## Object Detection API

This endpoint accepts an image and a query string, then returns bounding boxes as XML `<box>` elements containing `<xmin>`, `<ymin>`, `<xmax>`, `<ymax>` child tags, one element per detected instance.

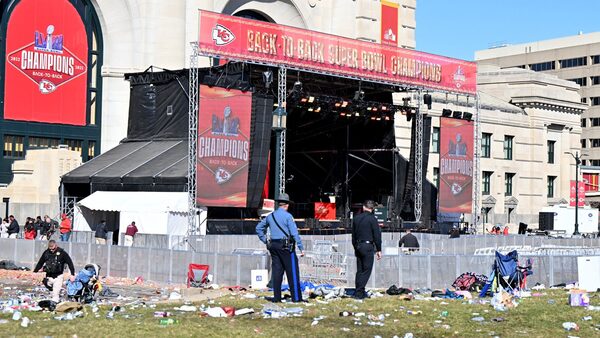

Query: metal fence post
<box><xmin>13</xmin><ymin>240</ymin><xmax>18</xmax><ymax>265</ymax></box>
<box><xmin>87</xmin><ymin>242</ymin><xmax>92</xmax><ymax>264</ymax></box>
<box><xmin>147</xmin><ymin>247</ymin><xmax>152</xmax><ymax>281</ymax></box>
<box><xmin>549</xmin><ymin>256</ymin><xmax>555</xmax><ymax>287</ymax></box>
<box><xmin>398</xmin><ymin>253</ymin><xmax>403</xmax><ymax>286</ymax></box>
<box><xmin>169</xmin><ymin>249</ymin><xmax>173</xmax><ymax>284</ymax></box>
<box><xmin>106</xmin><ymin>244</ymin><xmax>111</xmax><ymax>277</ymax></box>
<box><xmin>213</xmin><ymin>252</ymin><xmax>218</xmax><ymax>284</ymax></box>
<box><xmin>236</xmin><ymin>255</ymin><xmax>241</xmax><ymax>286</ymax></box>
<box><xmin>427</xmin><ymin>255</ymin><xmax>432</xmax><ymax>289</ymax></box>
<box><xmin>455</xmin><ymin>255</ymin><xmax>461</xmax><ymax>279</ymax></box>
<box><xmin>126</xmin><ymin>246</ymin><xmax>131</xmax><ymax>279</ymax></box>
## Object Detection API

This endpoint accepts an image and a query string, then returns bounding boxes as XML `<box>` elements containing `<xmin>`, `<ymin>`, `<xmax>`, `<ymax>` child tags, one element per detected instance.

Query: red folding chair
<box><xmin>187</xmin><ymin>264</ymin><xmax>210</xmax><ymax>288</ymax></box>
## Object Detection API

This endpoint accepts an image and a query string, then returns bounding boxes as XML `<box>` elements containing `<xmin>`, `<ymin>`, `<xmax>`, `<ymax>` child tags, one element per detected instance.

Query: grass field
<box><xmin>0</xmin><ymin>289</ymin><xmax>598</xmax><ymax>338</ymax></box>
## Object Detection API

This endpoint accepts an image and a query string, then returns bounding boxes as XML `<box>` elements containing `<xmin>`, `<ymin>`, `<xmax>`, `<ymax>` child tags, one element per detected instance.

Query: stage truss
<box><xmin>185</xmin><ymin>45</ymin><xmax>482</xmax><ymax>233</ymax></box>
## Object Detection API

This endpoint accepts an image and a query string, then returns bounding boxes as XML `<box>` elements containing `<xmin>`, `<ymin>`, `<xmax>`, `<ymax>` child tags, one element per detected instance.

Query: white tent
<box><xmin>73</xmin><ymin>191</ymin><xmax>206</xmax><ymax>239</ymax></box>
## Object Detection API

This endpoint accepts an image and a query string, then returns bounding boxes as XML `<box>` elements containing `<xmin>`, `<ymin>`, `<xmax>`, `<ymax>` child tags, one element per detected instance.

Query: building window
<box><xmin>593</xmin><ymin>118</ymin><xmax>600</xmax><ymax>127</ymax></box>
<box><xmin>582</xmin><ymin>160</ymin><xmax>587</xmax><ymax>166</ymax></box>
<box><xmin>503</xmin><ymin>135</ymin><xmax>513</xmax><ymax>160</ymax></box>
<box><xmin>483</xmin><ymin>171</ymin><xmax>492</xmax><ymax>195</ymax></box>
<box><xmin>582</xmin><ymin>118</ymin><xmax>587</xmax><ymax>127</ymax></box>
<box><xmin>591</xmin><ymin>97</ymin><xmax>600</xmax><ymax>106</ymax></box>
<box><xmin>582</xmin><ymin>139</ymin><xmax>587</xmax><ymax>148</ymax></box>
<box><xmin>505</xmin><ymin>173</ymin><xmax>515</xmax><ymax>196</ymax></box>
<box><xmin>482</xmin><ymin>133</ymin><xmax>492</xmax><ymax>158</ymax></box>
<box><xmin>529</xmin><ymin>61</ymin><xmax>555</xmax><ymax>71</ymax></box>
<box><xmin>594</xmin><ymin>55</ymin><xmax>600</xmax><ymax>64</ymax></box>
<box><xmin>547</xmin><ymin>141</ymin><xmax>555</xmax><ymax>163</ymax></box>
<box><xmin>582</xmin><ymin>98</ymin><xmax>588</xmax><ymax>104</ymax></box>
<box><xmin>560</xmin><ymin>57</ymin><xmax>587</xmax><ymax>69</ymax></box>
<box><xmin>3</xmin><ymin>135</ymin><xmax>24</xmax><ymax>158</ymax></box>
<box><xmin>592</xmin><ymin>139</ymin><xmax>600</xmax><ymax>148</ymax></box>
<box><xmin>431</xmin><ymin>127</ymin><xmax>440</xmax><ymax>153</ymax></box>
<box><xmin>88</xmin><ymin>141</ymin><xmax>96</xmax><ymax>160</ymax></box>
<box><xmin>547</xmin><ymin>176</ymin><xmax>556</xmax><ymax>198</ymax></box>
<box><xmin>433</xmin><ymin>167</ymin><xmax>439</xmax><ymax>189</ymax></box>
<box><xmin>569</xmin><ymin>77</ymin><xmax>588</xmax><ymax>86</ymax></box>
<box><xmin>64</xmin><ymin>139</ymin><xmax>83</xmax><ymax>157</ymax></box>
<box><xmin>592</xmin><ymin>160</ymin><xmax>600</xmax><ymax>166</ymax></box>
<box><xmin>28</xmin><ymin>137</ymin><xmax>60</xmax><ymax>149</ymax></box>
<box><xmin>592</xmin><ymin>76</ymin><xmax>600</xmax><ymax>86</ymax></box>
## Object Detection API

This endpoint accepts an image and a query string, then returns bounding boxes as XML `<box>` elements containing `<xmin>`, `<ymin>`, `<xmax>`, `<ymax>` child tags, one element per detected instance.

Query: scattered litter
<box><xmin>311</xmin><ymin>320</ymin><xmax>319</xmax><ymax>326</ymax></box>
<box><xmin>174</xmin><ymin>305</ymin><xmax>197</xmax><ymax>312</ymax></box>
<box><xmin>562</xmin><ymin>322</ymin><xmax>579</xmax><ymax>331</ymax></box>
<box><xmin>154</xmin><ymin>311</ymin><xmax>172</xmax><ymax>318</ymax></box>
<box><xmin>404</xmin><ymin>333</ymin><xmax>414</xmax><ymax>338</ymax></box>
<box><xmin>367</xmin><ymin>321</ymin><xmax>384</xmax><ymax>326</ymax></box>
<box><xmin>547</xmin><ymin>299</ymin><xmax>555</xmax><ymax>305</ymax></box>
<box><xmin>202</xmin><ymin>307</ymin><xmax>227</xmax><ymax>318</ymax></box>
<box><xmin>242</xmin><ymin>293</ymin><xmax>257</xmax><ymax>299</ymax></box>
<box><xmin>491</xmin><ymin>317</ymin><xmax>505</xmax><ymax>322</ymax></box>
<box><xmin>569</xmin><ymin>289</ymin><xmax>589</xmax><ymax>307</ymax></box>
<box><xmin>158</xmin><ymin>318</ymin><xmax>179</xmax><ymax>326</ymax></box>
<box><xmin>472</xmin><ymin>317</ymin><xmax>485</xmax><ymax>322</ymax></box>
<box><xmin>234</xmin><ymin>308</ymin><xmax>254</xmax><ymax>316</ymax></box>
<box><xmin>12</xmin><ymin>310</ymin><xmax>22</xmax><ymax>321</ymax></box>
<box><xmin>491</xmin><ymin>291</ymin><xmax>518</xmax><ymax>311</ymax></box>
<box><xmin>168</xmin><ymin>291</ymin><xmax>182</xmax><ymax>300</ymax></box>
<box><xmin>582</xmin><ymin>316</ymin><xmax>592</xmax><ymax>321</ymax></box>
<box><xmin>341</xmin><ymin>328</ymin><xmax>350</xmax><ymax>332</ymax></box>
<box><xmin>532</xmin><ymin>284</ymin><xmax>546</xmax><ymax>290</ymax></box>
<box><xmin>20</xmin><ymin>317</ymin><xmax>30</xmax><ymax>328</ymax></box>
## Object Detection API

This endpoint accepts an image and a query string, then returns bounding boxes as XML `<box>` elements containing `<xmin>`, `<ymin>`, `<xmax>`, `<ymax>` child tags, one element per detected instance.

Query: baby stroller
<box><xmin>66</xmin><ymin>264</ymin><xmax>102</xmax><ymax>303</ymax></box>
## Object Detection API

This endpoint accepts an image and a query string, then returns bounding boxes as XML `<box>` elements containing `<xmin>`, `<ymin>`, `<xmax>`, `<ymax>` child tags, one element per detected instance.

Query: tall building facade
<box><xmin>395</xmin><ymin>65</ymin><xmax>583</xmax><ymax>228</ymax></box>
<box><xmin>475</xmin><ymin>33</ymin><xmax>600</xmax><ymax>166</ymax></box>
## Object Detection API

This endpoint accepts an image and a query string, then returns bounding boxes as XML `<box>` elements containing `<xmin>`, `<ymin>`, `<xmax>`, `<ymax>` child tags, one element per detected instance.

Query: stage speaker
<box><xmin>442</xmin><ymin>108</ymin><xmax>452</xmax><ymax>117</ymax></box>
<box><xmin>452</xmin><ymin>111</ymin><xmax>462</xmax><ymax>119</ymax></box>
<box><xmin>539</xmin><ymin>212</ymin><xmax>554</xmax><ymax>231</ymax></box>
<box><xmin>462</xmin><ymin>112</ymin><xmax>473</xmax><ymax>121</ymax></box>
<box><xmin>423</xmin><ymin>94</ymin><xmax>432</xmax><ymax>109</ymax></box>
<box><xmin>246</xmin><ymin>95</ymin><xmax>274</xmax><ymax>208</ymax></box>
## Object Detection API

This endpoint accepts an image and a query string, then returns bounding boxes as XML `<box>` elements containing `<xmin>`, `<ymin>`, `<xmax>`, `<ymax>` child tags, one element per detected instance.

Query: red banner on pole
<box><xmin>198</xmin><ymin>10</ymin><xmax>476</xmax><ymax>95</ymax></box>
<box><xmin>196</xmin><ymin>86</ymin><xmax>252</xmax><ymax>207</ymax></box>
<box><xmin>381</xmin><ymin>1</ymin><xmax>399</xmax><ymax>47</ymax></box>
<box><xmin>4</xmin><ymin>0</ymin><xmax>88</xmax><ymax>125</ymax></box>
<box><xmin>570</xmin><ymin>180</ymin><xmax>585</xmax><ymax>206</ymax></box>
<box><xmin>439</xmin><ymin>118</ymin><xmax>474</xmax><ymax>213</ymax></box>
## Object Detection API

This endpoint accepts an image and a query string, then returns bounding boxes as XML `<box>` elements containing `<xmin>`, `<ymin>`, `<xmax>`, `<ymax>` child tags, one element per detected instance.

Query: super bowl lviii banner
<box><xmin>381</xmin><ymin>1</ymin><xmax>399</xmax><ymax>47</ymax></box>
<box><xmin>197</xmin><ymin>86</ymin><xmax>252</xmax><ymax>207</ymax></box>
<box><xmin>439</xmin><ymin>118</ymin><xmax>474</xmax><ymax>213</ymax></box>
<box><xmin>4</xmin><ymin>0</ymin><xmax>88</xmax><ymax>125</ymax></box>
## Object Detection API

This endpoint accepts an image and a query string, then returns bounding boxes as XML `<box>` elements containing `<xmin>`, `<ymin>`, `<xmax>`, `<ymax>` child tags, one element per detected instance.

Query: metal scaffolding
<box><xmin>414</xmin><ymin>90</ymin><xmax>423</xmax><ymax>223</ymax></box>
<box><xmin>187</xmin><ymin>43</ymin><xmax>199</xmax><ymax>235</ymax></box>
<box><xmin>472</xmin><ymin>93</ymin><xmax>482</xmax><ymax>233</ymax></box>
<box><xmin>273</xmin><ymin>67</ymin><xmax>287</xmax><ymax>198</ymax></box>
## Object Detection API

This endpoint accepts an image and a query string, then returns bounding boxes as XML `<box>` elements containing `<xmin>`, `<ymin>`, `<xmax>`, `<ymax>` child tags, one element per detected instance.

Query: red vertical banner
<box><xmin>583</xmin><ymin>173</ymin><xmax>598</xmax><ymax>192</ymax></box>
<box><xmin>381</xmin><ymin>1</ymin><xmax>399</xmax><ymax>46</ymax></box>
<box><xmin>196</xmin><ymin>86</ymin><xmax>252</xmax><ymax>207</ymax></box>
<box><xmin>439</xmin><ymin>118</ymin><xmax>474</xmax><ymax>213</ymax></box>
<box><xmin>4</xmin><ymin>0</ymin><xmax>88</xmax><ymax>125</ymax></box>
<box><xmin>570</xmin><ymin>180</ymin><xmax>585</xmax><ymax>206</ymax></box>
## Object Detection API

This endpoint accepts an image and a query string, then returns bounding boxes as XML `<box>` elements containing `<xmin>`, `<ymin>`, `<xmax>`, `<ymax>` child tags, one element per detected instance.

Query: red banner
<box><xmin>439</xmin><ymin>118</ymin><xmax>474</xmax><ymax>213</ymax></box>
<box><xmin>570</xmin><ymin>180</ymin><xmax>585</xmax><ymax>206</ymax></box>
<box><xmin>583</xmin><ymin>173</ymin><xmax>598</xmax><ymax>192</ymax></box>
<box><xmin>314</xmin><ymin>202</ymin><xmax>336</xmax><ymax>220</ymax></box>
<box><xmin>381</xmin><ymin>1</ymin><xmax>399</xmax><ymax>47</ymax></box>
<box><xmin>198</xmin><ymin>10</ymin><xmax>476</xmax><ymax>95</ymax></box>
<box><xmin>4</xmin><ymin>0</ymin><xmax>88</xmax><ymax>125</ymax></box>
<box><xmin>196</xmin><ymin>86</ymin><xmax>252</xmax><ymax>207</ymax></box>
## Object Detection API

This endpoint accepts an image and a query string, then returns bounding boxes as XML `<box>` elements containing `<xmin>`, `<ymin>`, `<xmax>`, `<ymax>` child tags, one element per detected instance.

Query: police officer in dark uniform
<box><xmin>352</xmin><ymin>200</ymin><xmax>382</xmax><ymax>299</ymax></box>
<box><xmin>256</xmin><ymin>193</ymin><xmax>305</xmax><ymax>302</ymax></box>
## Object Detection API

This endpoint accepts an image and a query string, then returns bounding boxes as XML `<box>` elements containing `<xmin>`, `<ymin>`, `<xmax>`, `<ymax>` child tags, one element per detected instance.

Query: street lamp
<box><xmin>565</xmin><ymin>151</ymin><xmax>582</xmax><ymax>235</ymax></box>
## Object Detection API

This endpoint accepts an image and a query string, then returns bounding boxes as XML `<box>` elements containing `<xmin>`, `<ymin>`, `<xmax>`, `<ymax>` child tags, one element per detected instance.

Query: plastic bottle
<box><xmin>159</xmin><ymin>318</ymin><xmax>179</xmax><ymax>325</ymax></box>
<box><xmin>12</xmin><ymin>311</ymin><xmax>22</xmax><ymax>321</ymax></box>
<box><xmin>20</xmin><ymin>317</ymin><xmax>29</xmax><ymax>328</ymax></box>
<box><xmin>440</xmin><ymin>311</ymin><xmax>449</xmax><ymax>317</ymax></box>
<box><xmin>339</xmin><ymin>311</ymin><xmax>354</xmax><ymax>317</ymax></box>
<box><xmin>154</xmin><ymin>311</ymin><xmax>171</xmax><ymax>317</ymax></box>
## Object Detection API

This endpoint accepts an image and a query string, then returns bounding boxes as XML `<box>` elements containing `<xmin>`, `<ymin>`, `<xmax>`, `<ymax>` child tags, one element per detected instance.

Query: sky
<box><xmin>416</xmin><ymin>0</ymin><xmax>600</xmax><ymax>61</ymax></box>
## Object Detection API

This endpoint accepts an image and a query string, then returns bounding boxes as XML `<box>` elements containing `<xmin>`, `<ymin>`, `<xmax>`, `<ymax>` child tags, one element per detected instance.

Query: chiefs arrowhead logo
<box><xmin>212</xmin><ymin>24</ymin><xmax>235</xmax><ymax>46</ymax></box>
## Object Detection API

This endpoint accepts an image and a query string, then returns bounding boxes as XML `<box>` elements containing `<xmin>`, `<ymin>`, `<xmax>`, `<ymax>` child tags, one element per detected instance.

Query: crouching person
<box><xmin>33</xmin><ymin>240</ymin><xmax>75</xmax><ymax>302</ymax></box>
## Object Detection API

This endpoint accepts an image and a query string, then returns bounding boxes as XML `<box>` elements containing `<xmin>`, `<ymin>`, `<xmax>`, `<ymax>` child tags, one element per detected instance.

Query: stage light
<box><xmin>367</xmin><ymin>107</ymin><xmax>372</xmax><ymax>111</ymax></box>
<box><xmin>300</xmin><ymin>97</ymin><xmax>308</xmax><ymax>103</ymax></box>
<box><xmin>340</xmin><ymin>112</ymin><xmax>346</xmax><ymax>116</ymax></box>
<box><xmin>262</xmin><ymin>70</ymin><xmax>273</xmax><ymax>88</ymax></box>
<box><xmin>354</xmin><ymin>90</ymin><xmax>365</xmax><ymax>100</ymax></box>
<box><xmin>334</xmin><ymin>102</ymin><xmax>341</xmax><ymax>108</ymax></box>
<box><xmin>308</xmin><ymin>107</ymin><xmax>314</xmax><ymax>112</ymax></box>
<box><xmin>372</xmin><ymin>107</ymin><xmax>378</xmax><ymax>112</ymax></box>
<box><xmin>442</xmin><ymin>108</ymin><xmax>452</xmax><ymax>117</ymax></box>
<box><xmin>423</xmin><ymin>93</ymin><xmax>432</xmax><ymax>109</ymax></box>
<box><xmin>381</xmin><ymin>105</ymin><xmax>388</xmax><ymax>111</ymax></box>
<box><xmin>308</xmin><ymin>96</ymin><xmax>315</xmax><ymax>103</ymax></box>
<box><xmin>462</xmin><ymin>112</ymin><xmax>473</xmax><ymax>121</ymax></box>
<box><xmin>370</xmin><ymin>116</ymin><xmax>377</xmax><ymax>120</ymax></box>
<box><xmin>315</xmin><ymin>107</ymin><xmax>321</xmax><ymax>113</ymax></box>
<box><xmin>354</xmin><ymin>112</ymin><xmax>360</xmax><ymax>117</ymax></box>
<box><xmin>384</xmin><ymin>115</ymin><xmax>391</xmax><ymax>121</ymax></box>
<box><xmin>452</xmin><ymin>111</ymin><xmax>462</xmax><ymax>119</ymax></box>
<box><xmin>341</xmin><ymin>101</ymin><xmax>348</xmax><ymax>108</ymax></box>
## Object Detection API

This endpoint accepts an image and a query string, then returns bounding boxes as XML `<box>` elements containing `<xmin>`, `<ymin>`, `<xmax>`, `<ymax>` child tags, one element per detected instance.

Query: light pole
<box><xmin>566</xmin><ymin>151</ymin><xmax>582</xmax><ymax>235</ymax></box>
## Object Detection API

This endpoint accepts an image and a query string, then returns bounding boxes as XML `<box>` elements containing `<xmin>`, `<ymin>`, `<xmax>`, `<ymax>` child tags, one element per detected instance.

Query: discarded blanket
<box><xmin>452</xmin><ymin>272</ymin><xmax>488</xmax><ymax>291</ymax></box>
